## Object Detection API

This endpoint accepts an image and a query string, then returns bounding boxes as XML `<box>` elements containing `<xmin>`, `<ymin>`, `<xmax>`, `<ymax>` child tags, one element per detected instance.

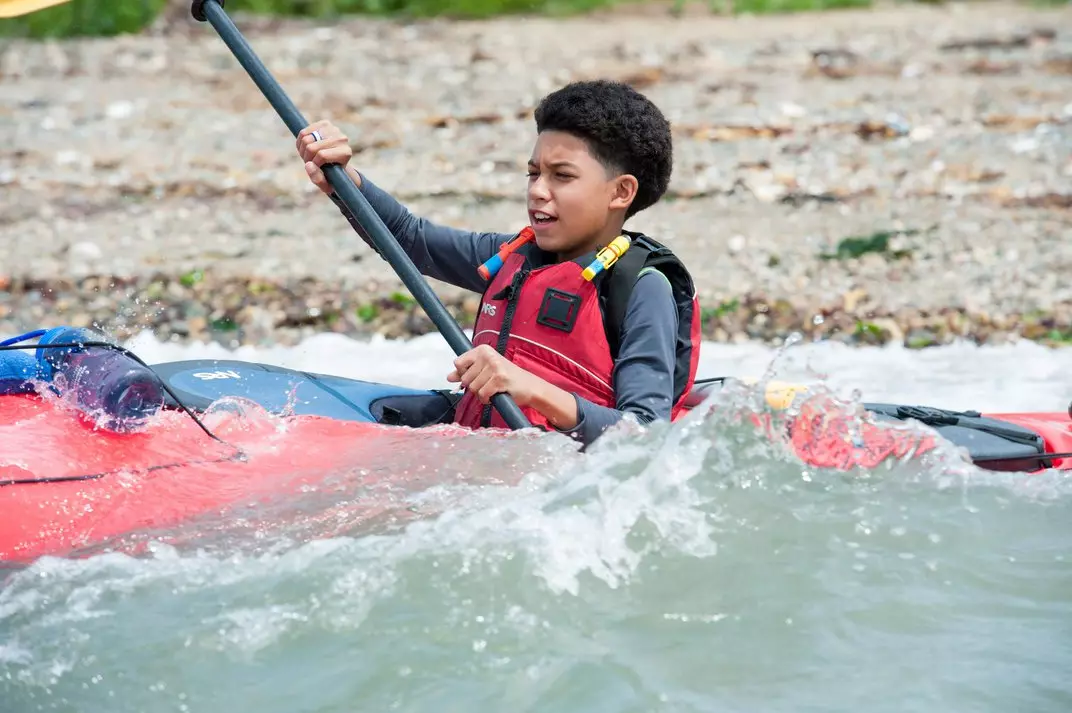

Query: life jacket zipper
<box><xmin>480</xmin><ymin>267</ymin><xmax>530</xmax><ymax>427</ymax></box>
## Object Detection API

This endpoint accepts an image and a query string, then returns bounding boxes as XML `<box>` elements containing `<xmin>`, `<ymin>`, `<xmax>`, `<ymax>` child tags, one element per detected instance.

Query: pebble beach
<box><xmin>1</xmin><ymin>0</ymin><xmax>1070</xmax><ymax>348</ymax></box>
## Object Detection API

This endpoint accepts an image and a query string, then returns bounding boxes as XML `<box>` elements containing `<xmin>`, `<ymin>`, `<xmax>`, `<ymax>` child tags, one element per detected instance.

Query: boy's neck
<box><xmin>555</xmin><ymin>224</ymin><xmax>627</xmax><ymax>263</ymax></box>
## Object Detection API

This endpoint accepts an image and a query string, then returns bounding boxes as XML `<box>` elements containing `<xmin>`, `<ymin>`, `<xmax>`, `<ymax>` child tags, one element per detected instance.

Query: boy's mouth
<box><xmin>530</xmin><ymin>210</ymin><xmax>558</xmax><ymax>228</ymax></box>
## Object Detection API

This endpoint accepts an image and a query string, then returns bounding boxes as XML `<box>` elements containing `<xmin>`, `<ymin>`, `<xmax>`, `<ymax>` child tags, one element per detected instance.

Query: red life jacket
<box><xmin>453</xmin><ymin>230</ymin><xmax>702</xmax><ymax>432</ymax></box>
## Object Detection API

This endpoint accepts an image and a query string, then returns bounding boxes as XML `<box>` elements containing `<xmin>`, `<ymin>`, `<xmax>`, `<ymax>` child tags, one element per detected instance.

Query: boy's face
<box><xmin>526</xmin><ymin>130</ymin><xmax>637</xmax><ymax>260</ymax></box>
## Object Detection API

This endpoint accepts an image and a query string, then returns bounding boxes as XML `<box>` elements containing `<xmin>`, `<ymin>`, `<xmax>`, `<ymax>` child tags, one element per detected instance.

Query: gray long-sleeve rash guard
<box><xmin>329</xmin><ymin>174</ymin><xmax>681</xmax><ymax>446</ymax></box>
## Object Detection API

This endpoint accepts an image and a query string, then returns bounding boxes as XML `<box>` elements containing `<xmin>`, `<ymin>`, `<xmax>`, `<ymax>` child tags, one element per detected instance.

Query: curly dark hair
<box><xmin>533</xmin><ymin>79</ymin><xmax>673</xmax><ymax>220</ymax></box>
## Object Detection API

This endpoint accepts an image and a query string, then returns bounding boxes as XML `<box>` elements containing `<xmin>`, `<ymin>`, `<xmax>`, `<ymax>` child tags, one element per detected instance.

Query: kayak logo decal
<box><xmin>191</xmin><ymin>370</ymin><xmax>242</xmax><ymax>380</ymax></box>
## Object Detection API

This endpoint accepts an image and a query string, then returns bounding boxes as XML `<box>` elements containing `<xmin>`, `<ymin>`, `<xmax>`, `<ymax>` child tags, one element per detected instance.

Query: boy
<box><xmin>296</xmin><ymin>80</ymin><xmax>701</xmax><ymax>447</ymax></box>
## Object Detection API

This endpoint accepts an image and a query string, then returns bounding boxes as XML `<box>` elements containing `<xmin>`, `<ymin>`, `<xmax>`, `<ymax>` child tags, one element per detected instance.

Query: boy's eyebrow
<box><xmin>527</xmin><ymin>159</ymin><xmax>578</xmax><ymax>169</ymax></box>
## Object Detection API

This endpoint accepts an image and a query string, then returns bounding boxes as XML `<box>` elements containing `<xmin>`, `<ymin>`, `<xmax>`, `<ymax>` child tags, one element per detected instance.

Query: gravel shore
<box><xmin>1</xmin><ymin>1</ymin><xmax>1070</xmax><ymax>348</ymax></box>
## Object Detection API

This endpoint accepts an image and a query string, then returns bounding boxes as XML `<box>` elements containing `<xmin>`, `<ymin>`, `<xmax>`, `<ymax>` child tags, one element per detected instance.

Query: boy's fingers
<box><xmin>468</xmin><ymin>370</ymin><xmax>494</xmax><ymax>403</ymax></box>
<box><xmin>298</xmin><ymin>135</ymin><xmax>318</xmax><ymax>162</ymax></box>
<box><xmin>297</xmin><ymin>121</ymin><xmax>338</xmax><ymax>156</ymax></box>
<box><xmin>311</xmin><ymin>147</ymin><xmax>350</xmax><ymax>167</ymax></box>
<box><xmin>453</xmin><ymin>351</ymin><xmax>476</xmax><ymax>372</ymax></box>
<box><xmin>305</xmin><ymin>162</ymin><xmax>332</xmax><ymax>194</ymax></box>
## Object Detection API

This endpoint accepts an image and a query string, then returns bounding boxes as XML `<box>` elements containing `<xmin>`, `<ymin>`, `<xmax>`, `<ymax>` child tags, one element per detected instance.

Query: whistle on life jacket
<box><xmin>582</xmin><ymin>235</ymin><xmax>631</xmax><ymax>281</ymax></box>
<box><xmin>478</xmin><ymin>227</ymin><xmax>536</xmax><ymax>281</ymax></box>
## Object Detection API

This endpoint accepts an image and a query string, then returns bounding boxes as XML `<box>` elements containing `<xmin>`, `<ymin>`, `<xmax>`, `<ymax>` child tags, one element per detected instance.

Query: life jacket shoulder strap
<box><xmin>599</xmin><ymin>233</ymin><xmax>696</xmax><ymax>360</ymax></box>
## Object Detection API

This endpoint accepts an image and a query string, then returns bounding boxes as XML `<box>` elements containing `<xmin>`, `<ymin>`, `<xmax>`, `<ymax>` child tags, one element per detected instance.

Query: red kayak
<box><xmin>0</xmin><ymin>388</ymin><xmax>527</xmax><ymax>565</ymax></box>
<box><xmin>1</xmin><ymin>351</ymin><xmax>1069</xmax><ymax>565</ymax></box>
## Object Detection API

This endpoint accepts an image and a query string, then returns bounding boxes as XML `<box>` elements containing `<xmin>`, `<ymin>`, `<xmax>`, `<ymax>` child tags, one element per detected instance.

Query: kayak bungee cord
<box><xmin>0</xmin><ymin>454</ymin><xmax>244</xmax><ymax>487</ymax></box>
<box><xmin>971</xmin><ymin>451</ymin><xmax>1072</xmax><ymax>467</ymax></box>
<box><xmin>0</xmin><ymin>338</ymin><xmax>248</xmax><ymax>486</ymax></box>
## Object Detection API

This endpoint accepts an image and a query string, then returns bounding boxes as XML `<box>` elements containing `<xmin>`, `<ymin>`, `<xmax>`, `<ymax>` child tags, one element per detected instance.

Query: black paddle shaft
<box><xmin>189</xmin><ymin>0</ymin><xmax>532</xmax><ymax>431</ymax></box>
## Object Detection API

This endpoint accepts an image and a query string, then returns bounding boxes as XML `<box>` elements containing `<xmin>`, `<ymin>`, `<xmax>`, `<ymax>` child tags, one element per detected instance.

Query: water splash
<box><xmin>3</xmin><ymin>333</ymin><xmax>1071</xmax><ymax>712</ymax></box>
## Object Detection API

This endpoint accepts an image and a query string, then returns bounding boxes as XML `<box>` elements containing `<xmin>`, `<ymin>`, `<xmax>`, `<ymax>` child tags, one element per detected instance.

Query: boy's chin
<box><xmin>534</xmin><ymin>232</ymin><xmax>593</xmax><ymax>260</ymax></box>
<box><xmin>533</xmin><ymin>233</ymin><xmax>567</xmax><ymax>252</ymax></box>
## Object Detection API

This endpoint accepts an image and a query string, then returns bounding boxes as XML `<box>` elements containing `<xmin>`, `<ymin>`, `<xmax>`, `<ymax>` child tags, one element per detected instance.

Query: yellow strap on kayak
<box><xmin>738</xmin><ymin>377</ymin><xmax>810</xmax><ymax>410</ymax></box>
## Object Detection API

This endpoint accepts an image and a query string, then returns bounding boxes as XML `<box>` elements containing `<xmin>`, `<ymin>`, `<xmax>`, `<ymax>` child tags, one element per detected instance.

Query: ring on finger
<box><xmin>310</xmin><ymin>130</ymin><xmax>323</xmax><ymax>143</ymax></box>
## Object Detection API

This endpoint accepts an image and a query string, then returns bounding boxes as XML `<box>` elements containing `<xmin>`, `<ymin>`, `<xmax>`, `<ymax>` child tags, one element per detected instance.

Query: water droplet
<box><xmin>472</xmin><ymin>639</ymin><xmax>487</xmax><ymax>652</ymax></box>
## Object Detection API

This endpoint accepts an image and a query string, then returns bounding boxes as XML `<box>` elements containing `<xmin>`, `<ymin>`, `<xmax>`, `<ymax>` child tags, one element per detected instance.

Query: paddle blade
<box><xmin>0</xmin><ymin>0</ymin><xmax>70</xmax><ymax>18</ymax></box>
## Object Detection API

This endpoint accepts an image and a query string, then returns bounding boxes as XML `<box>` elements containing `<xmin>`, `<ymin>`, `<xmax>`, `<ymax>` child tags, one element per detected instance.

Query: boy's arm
<box><xmin>328</xmin><ymin>169</ymin><xmax>513</xmax><ymax>293</ymax></box>
<box><xmin>553</xmin><ymin>270</ymin><xmax>681</xmax><ymax>446</ymax></box>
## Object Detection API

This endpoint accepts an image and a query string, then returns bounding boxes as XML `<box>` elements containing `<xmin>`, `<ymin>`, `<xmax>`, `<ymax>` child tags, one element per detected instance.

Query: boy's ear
<box><xmin>609</xmin><ymin>174</ymin><xmax>639</xmax><ymax>211</ymax></box>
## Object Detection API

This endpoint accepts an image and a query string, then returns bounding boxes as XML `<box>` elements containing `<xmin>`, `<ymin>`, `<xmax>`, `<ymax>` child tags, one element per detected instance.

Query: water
<box><xmin>2</xmin><ymin>333</ymin><xmax>1071</xmax><ymax>713</ymax></box>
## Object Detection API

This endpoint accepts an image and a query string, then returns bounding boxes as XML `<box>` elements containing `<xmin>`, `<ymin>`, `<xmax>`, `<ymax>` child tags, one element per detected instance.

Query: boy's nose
<box><xmin>528</xmin><ymin>176</ymin><xmax>551</xmax><ymax>200</ymax></box>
